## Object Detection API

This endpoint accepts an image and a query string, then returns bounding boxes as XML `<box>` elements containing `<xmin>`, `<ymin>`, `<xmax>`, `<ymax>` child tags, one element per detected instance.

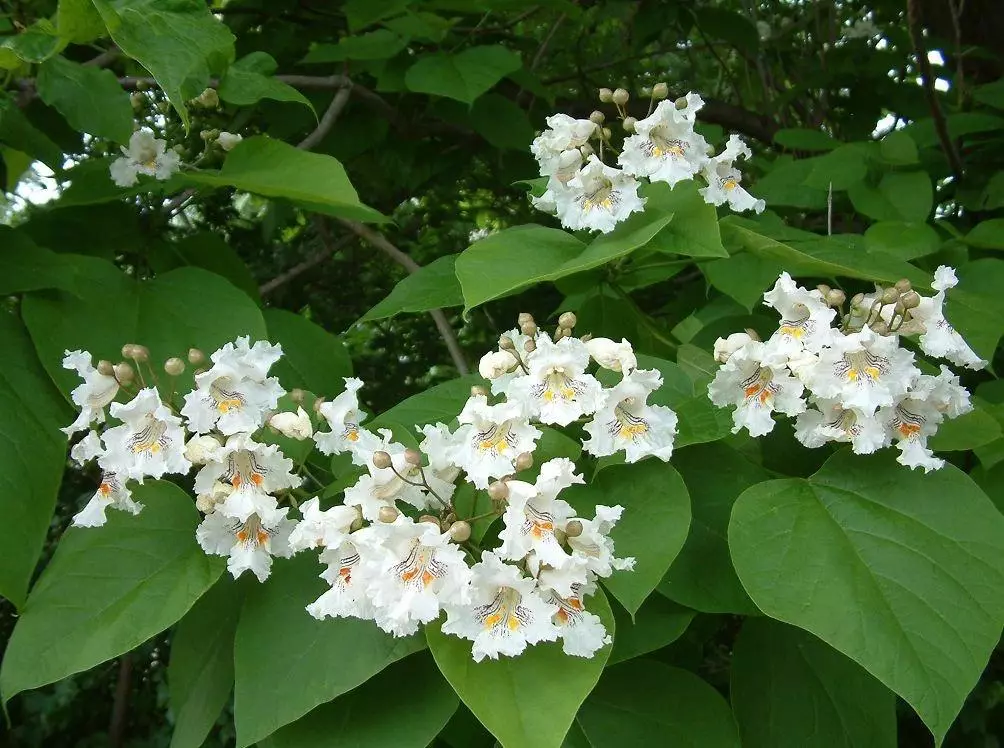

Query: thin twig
<box><xmin>297</xmin><ymin>84</ymin><xmax>352</xmax><ymax>151</ymax></box>
<box><xmin>83</xmin><ymin>48</ymin><xmax>119</xmax><ymax>67</ymax></box>
<box><xmin>907</xmin><ymin>0</ymin><xmax>964</xmax><ymax>181</ymax></box>
<box><xmin>260</xmin><ymin>221</ymin><xmax>354</xmax><ymax>295</ymax></box>
<box><xmin>333</xmin><ymin>218</ymin><xmax>470</xmax><ymax>375</ymax></box>
<box><xmin>531</xmin><ymin>14</ymin><xmax>565</xmax><ymax>71</ymax></box>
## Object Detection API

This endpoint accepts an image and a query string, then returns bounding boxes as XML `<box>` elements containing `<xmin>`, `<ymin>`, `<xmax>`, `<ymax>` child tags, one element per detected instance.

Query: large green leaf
<box><xmin>427</xmin><ymin>588</ymin><xmax>614</xmax><ymax>748</ymax></box>
<box><xmin>372</xmin><ymin>374</ymin><xmax>481</xmax><ymax>429</ymax></box>
<box><xmin>21</xmin><ymin>257</ymin><xmax>267</xmax><ymax>401</ymax></box>
<box><xmin>56</xmin><ymin>0</ymin><xmax>106</xmax><ymax>43</ymax></box>
<box><xmin>702</xmin><ymin>252</ymin><xmax>784</xmax><ymax>311</ymax></box>
<box><xmin>233</xmin><ymin>555</ymin><xmax>424</xmax><ymax>746</ymax></box>
<box><xmin>643</xmin><ymin>182</ymin><xmax>727</xmax><ymax>258</ymax></box>
<box><xmin>0</xmin><ymin>227</ymin><xmax>84</xmax><ymax>295</ymax></box>
<box><xmin>264</xmin><ymin>309</ymin><xmax>353</xmax><ymax>397</ymax></box>
<box><xmin>0</xmin><ymin>21</ymin><xmax>64</xmax><ymax>68</ymax></box>
<box><xmin>185</xmin><ymin>136</ymin><xmax>383</xmax><ymax>222</ymax></box>
<box><xmin>564</xmin><ymin>460</ymin><xmax>690</xmax><ymax>616</ymax></box>
<box><xmin>302</xmin><ymin>30</ymin><xmax>408</xmax><ymax>63</ymax></box>
<box><xmin>259</xmin><ymin>652</ymin><xmax>458</xmax><ymax>748</ymax></box>
<box><xmin>218</xmin><ymin>52</ymin><xmax>315</xmax><ymax>116</ymax></box>
<box><xmin>944</xmin><ymin>258</ymin><xmax>1004</xmax><ymax>362</ymax></box>
<box><xmin>659</xmin><ymin>443</ymin><xmax>763</xmax><ymax>614</ymax></box>
<box><xmin>864</xmin><ymin>221</ymin><xmax>940</xmax><ymax>260</ymax></box>
<box><xmin>0</xmin><ymin>315</ymin><xmax>71</xmax><ymax>609</ymax></box>
<box><xmin>773</xmin><ymin>128</ymin><xmax>839</xmax><ymax>152</ymax></box>
<box><xmin>731</xmin><ymin>618</ymin><xmax>896</xmax><ymax>748</ymax></box>
<box><xmin>928</xmin><ymin>405</ymin><xmax>1001</xmax><ymax>452</ymax></box>
<box><xmin>0</xmin><ymin>95</ymin><xmax>63</xmax><ymax>170</ymax></box>
<box><xmin>608</xmin><ymin>594</ymin><xmax>695</xmax><ymax>665</ymax></box>
<box><xmin>801</xmin><ymin>145</ymin><xmax>869</xmax><ymax>190</ymax></box>
<box><xmin>576</xmin><ymin>659</ymin><xmax>740</xmax><ymax>747</ymax></box>
<box><xmin>849</xmin><ymin>172</ymin><xmax>933</xmax><ymax>223</ymax></box>
<box><xmin>91</xmin><ymin>0</ymin><xmax>235</xmax><ymax>129</ymax></box>
<box><xmin>405</xmin><ymin>45</ymin><xmax>521</xmax><ymax>105</ymax></box>
<box><xmin>169</xmin><ymin>578</ymin><xmax>244</xmax><ymax>748</ymax></box>
<box><xmin>36</xmin><ymin>55</ymin><xmax>133</xmax><ymax>144</ymax></box>
<box><xmin>360</xmin><ymin>255</ymin><xmax>463</xmax><ymax>322</ymax></box>
<box><xmin>728</xmin><ymin>450</ymin><xmax>1004</xmax><ymax>744</ymax></box>
<box><xmin>1</xmin><ymin>482</ymin><xmax>224</xmax><ymax>702</ymax></box>
<box><xmin>965</xmin><ymin>219</ymin><xmax>1004</xmax><ymax>251</ymax></box>
<box><xmin>147</xmin><ymin>232</ymin><xmax>260</xmax><ymax>301</ymax></box>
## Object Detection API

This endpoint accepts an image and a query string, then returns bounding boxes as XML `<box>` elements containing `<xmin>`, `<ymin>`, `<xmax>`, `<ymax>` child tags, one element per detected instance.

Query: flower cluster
<box><xmin>708</xmin><ymin>268</ymin><xmax>982</xmax><ymax>472</ymax></box>
<box><xmin>109</xmin><ymin>128</ymin><xmax>242</xmax><ymax>188</ymax></box>
<box><xmin>530</xmin><ymin>85</ymin><xmax>764</xmax><ymax>234</ymax></box>
<box><xmin>62</xmin><ymin>313</ymin><xmax>675</xmax><ymax>662</ymax></box>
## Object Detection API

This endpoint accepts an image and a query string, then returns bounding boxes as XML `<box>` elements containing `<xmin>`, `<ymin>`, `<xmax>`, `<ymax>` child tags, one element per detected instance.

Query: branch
<box><xmin>908</xmin><ymin>0</ymin><xmax>964</xmax><ymax>180</ymax></box>
<box><xmin>108</xmin><ymin>653</ymin><xmax>133</xmax><ymax>748</ymax></box>
<box><xmin>530</xmin><ymin>14</ymin><xmax>565</xmax><ymax>71</ymax></box>
<box><xmin>259</xmin><ymin>224</ymin><xmax>354</xmax><ymax>295</ymax></box>
<box><xmin>297</xmin><ymin>85</ymin><xmax>352</xmax><ymax>150</ymax></box>
<box><xmin>333</xmin><ymin>218</ymin><xmax>470</xmax><ymax>375</ymax></box>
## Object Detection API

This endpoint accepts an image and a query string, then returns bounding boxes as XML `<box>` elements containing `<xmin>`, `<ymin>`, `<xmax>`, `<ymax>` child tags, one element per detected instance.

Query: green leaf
<box><xmin>185</xmin><ymin>136</ymin><xmax>383</xmax><ymax>223</ymax></box>
<box><xmin>169</xmin><ymin>578</ymin><xmax>243</xmax><ymax>748</ymax></box>
<box><xmin>731</xmin><ymin>618</ymin><xmax>897</xmax><ymax>748</ymax></box>
<box><xmin>849</xmin><ymin>172</ymin><xmax>933</xmax><ymax>223</ymax></box>
<box><xmin>382</xmin><ymin>10</ymin><xmax>452</xmax><ymax>41</ymax></box>
<box><xmin>0</xmin><ymin>226</ymin><xmax>84</xmax><ymax>295</ymax></box>
<box><xmin>218</xmin><ymin>52</ymin><xmax>316</xmax><ymax>116</ymax></box>
<box><xmin>802</xmin><ymin>145</ymin><xmax>869</xmax><ymax>191</ymax></box>
<box><xmin>56</xmin><ymin>0</ymin><xmax>106</xmax><ymax>44</ymax></box>
<box><xmin>928</xmin><ymin>406</ymin><xmax>1002</xmax><ymax>452</ymax></box>
<box><xmin>1</xmin><ymin>482</ymin><xmax>224</xmax><ymax>702</ymax></box>
<box><xmin>360</xmin><ymin>255</ymin><xmax>463</xmax><ymax>322</ymax></box>
<box><xmin>21</xmin><ymin>257</ymin><xmax>267</xmax><ymax>401</ymax></box>
<box><xmin>91</xmin><ymin>0</ymin><xmax>235</xmax><ymax>130</ymax></box>
<box><xmin>405</xmin><ymin>45</ymin><xmax>521</xmax><ymax>105</ymax></box>
<box><xmin>773</xmin><ymin>128</ymin><xmax>839</xmax><ymax>152</ymax></box>
<box><xmin>564</xmin><ymin>460</ymin><xmax>690</xmax><ymax>616</ymax></box>
<box><xmin>427</xmin><ymin>587</ymin><xmax>614</xmax><ymax>748</ymax></box>
<box><xmin>234</xmin><ymin>555</ymin><xmax>424</xmax><ymax>746</ymax></box>
<box><xmin>863</xmin><ymin>221</ymin><xmax>940</xmax><ymax>260</ymax></box>
<box><xmin>702</xmin><ymin>252</ymin><xmax>784</xmax><ymax>311</ymax></box>
<box><xmin>372</xmin><ymin>375</ymin><xmax>481</xmax><ymax>430</ymax></box>
<box><xmin>977</xmin><ymin>172</ymin><xmax>1004</xmax><ymax>211</ymax></box>
<box><xmin>879</xmin><ymin>130</ymin><xmax>919</xmax><ymax>165</ymax></box>
<box><xmin>692</xmin><ymin>7</ymin><xmax>759</xmax><ymax>55</ymax></box>
<box><xmin>469</xmin><ymin>93</ymin><xmax>534</xmax><ymax>151</ymax></box>
<box><xmin>728</xmin><ymin>450</ymin><xmax>1004</xmax><ymax>744</ymax></box>
<box><xmin>302</xmin><ymin>30</ymin><xmax>407</xmax><ymax>63</ymax></box>
<box><xmin>754</xmin><ymin>156</ymin><xmax>828</xmax><ymax>209</ymax></box>
<box><xmin>147</xmin><ymin>232</ymin><xmax>260</xmax><ymax>302</ymax></box>
<box><xmin>608</xmin><ymin>594</ymin><xmax>695</xmax><ymax>665</ymax></box>
<box><xmin>0</xmin><ymin>21</ymin><xmax>64</xmax><ymax>67</ymax></box>
<box><xmin>264</xmin><ymin>309</ymin><xmax>353</xmax><ymax>397</ymax></box>
<box><xmin>36</xmin><ymin>56</ymin><xmax>133</xmax><ymax>143</ymax></box>
<box><xmin>345</xmin><ymin>0</ymin><xmax>412</xmax><ymax>32</ymax></box>
<box><xmin>945</xmin><ymin>258</ymin><xmax>1004</xmax><ymax>362</ymax></box>
<box><xmin>644</xmin><ymin>182</ymin><xmax>728</xmax><ymax>258</ymax></box>
<box><xmin>17</xmin><ymin>202</ymin><xmax>144</xmax><ymax>260</ymax></box>
<box><xmin>674</xmin><ymin>395</ymin><xmax>735</xmax><ymax>448</ymax></box>
<box><xmin>0</xmin><ymin>315</ymin><xmax>70</xmax><ymax>609</ymax></box>
<box><xmin>965</xmin><ymin>219</ymin><xmax>1004</xmax><ymax>250</ymax></box>
<box><xmin>259</xmin><ymin>652</ymin><xmax>458</xmax><ymax>748</ymax></box>
<box><xmin>576</xmin><ymin>659</ymin><xmax>740</xmax><ymax>747</ymax></box>
<box><xmin>659</xmin><ymin>443</ymin><xmax>763</xmax><ymax>614</ymax></box>
<box><xmin>0</xmin><ymin>95</ymin><xmax>63</xmax><ymax>170</ymax></box>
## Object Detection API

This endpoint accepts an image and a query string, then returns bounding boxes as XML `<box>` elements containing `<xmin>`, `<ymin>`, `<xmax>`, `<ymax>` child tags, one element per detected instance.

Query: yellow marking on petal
<box><xmin>484</xmin><ymin>612</ymin><xmax>503</xmax><ymax>629</ymax></box>
<box><xmin>217</xmin><ymin>398</ymin><xmax>242</xmax><ymax>413</ymax></box>
<box><xmin>723</xmin><ymin>178</ymin><xmax>738</xmax><ymax>191</ymax></box>
<box><xmin>779</xmin><ymin>325</ymin><xmax>806</xmax><ymax>339</ymax></box>
<box><xmin>98</xmin><ymin>483</ymin><xmax>112</xmax><ymax>496</ymax></box>
<box><xmin>507</xmin><ymin>615</ymin><xmax>521</xmax><ymax>631</ymax></box>
<box><xmin>619</xmin><ymin>423</ymin><xmax>649</xmax><ymax>439</ymax></box>
<box><xmin>865</xmin><ymin>366</ymin><xmax>880</xmax><ymax>380</ymax></box>
<box><xmin>346</xmin><ymin>430</ymin><xmax>359</xmax><ymax>442</ymax></box>
<box><xmin>898</xmin><ymin>423</ymin><xmax>922</xmax><ymax>438</ymax></box>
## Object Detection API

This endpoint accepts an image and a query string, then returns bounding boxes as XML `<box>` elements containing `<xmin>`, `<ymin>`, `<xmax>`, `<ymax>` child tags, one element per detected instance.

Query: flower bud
<box><xmin>194</xmin><ymin>87</ymin><xmax>219</xmax><ymax>108</ymax></box>
<box><xmin>515</xmin><ymin>452</ymin><xmax>534</xmax><ymax>472</ymax></box>
<box><xmin>598</xmin><ymin>88</ymin><xmax>613</xmax><ymax>102</ymax></box>
<box><xmin>187</xmin><ymin>348</ymin><xmax>206</xmax><ymax>365</ymax></box>
<box><xmin>404</xmin><ymin>448</ymin><xmax>423</xmax><ymax>467</ymax></box>
<box><xmin>553</xmin><ymin>528</ymin><xmax>567</xmax><ymax>545</ymax></box>
<box><xmin>816</xmin><ymin>284</ymin><xmax>832</xmax><ymax>297</ymax></box>
<box><xmin>894</xmin><ymin>279</ymin><xmax>912</xmax><ymax>293</ymax></box>
<box><xmin>622</xmin><ymin>116</ymin><xmax>637</xmax><ymax>133</ymax></box>
<box><xmin>156</xmin><ymin>101</ymin><xmax>171</xmax><ymax>114</ymax></box>
<box><xmin>586</xmin><ymin>337</ymin><xmax>637</xmax><ymax>372</ymax></box>
<box><xmin>518</xmin><ymin>312</ymin><xmax>534</xmax><ymax>326</ymax></box>
<box><xmin>901</xmin><ymin>290</ymin><xmax>921</xmax><ymax>309</ymax></box>
<box><xmin>185</xmin><ymin>434</ymin><xmax>222</xmax><ymax>465</ymax></box>
<box><xmin>448</xmin><ymin>520</ymin><xmax>472</xmax><ymax>543</ymax></box>
<box><xmin>850</xmin><ymin>292</ymin><xmax>865</xmax><ymax>309</ymax></box>
<box><xmin>217</xmin><ymin>131</ymin><xmax>242</xmax><ymax>151</ymax></box>
<box><xmin>471</xmin><ymin>385</ymin><xmax>488</xmax><ymax>398</ymax></box>
<box><xmin>612</xmin><ymin>88</ymin><xmax>629</xmax><ymax>105</ymax></box>
<box><xmin>479</xmin><ymin>350</ymin><xmax>516</xmax><ymax>380</ymax></box>
<box><xmin>589</xmin><ymin>110</ymin><xmax>605</xmax><ymax>124</ymax></box>
<box><xmin>290</xmin><ymin>388</ymin><xmax>305</xmax><ymax>404</ymax></box>
<box><xmin>488</xmin><ymin>480</ymin><xmax>509</xmax><ymax>502</ymax></box>
<box><xmin>498</xmin><ymin>335</ymin><xmax>515</xmax><ymax>351</ymax></box>
<box><xmin>713</xmin><ymin>332</ymin><xmax>753</xmax><ymax>364</ymax></box>
<box><xmin>196</xmin><ymin>480</ymin><xmax>232</xmax><ymax>514</ymax></box>
<box><xmin>164</xmin><ymin>357</ymin><xmax>185</xmax><ymax>376</ymax></box>
<box><xmin>579</xmin><ymin>143</ymin><xmax>594</xmax><ymax>157</ymax></box>
<box><xmin>312</xmin><ymin>396</ymin><xmax>326</xmax><ymax>414</ymax></box>
<box><xmin>871</xmin><ymin>320</ymin><xmax>890</xmax><ymax>335</ymax></box>
<box><xmin>113</xmin><ymin>362</ymin><xmax>134</xmax><ymax>384</ymax></box>
<box><xmin>378</xmin><ymin>505</ymin><xmax>399</xmax><ymax>523</ymax></box>
<box><xmin>826</xmin><ymin>289</ymin><xmax>846</xmax><ymax>307</ymax></box>
<box><xmin>565</xmin><ymin>519</ymin><xmax>584</xmax><ymax>538</ymax></box>
<box><xmin>97</xmin><ymin>360</ymin><xmax>114</xmax><ymax>376</ymax></box>
<box><xmin>524</xmin><ymin>339</ymin><xmax>536</xmax><ymax>353</ymax></box>
<box><xmin>553</xmin><ymin>327</ymin><xmax>567</xmax><ymax>341</ymax></box>
<box><xmin>129</xmin><ymin>92</ymin><xmax>145</xmax><ymax>110</ymax></box>
<box><xmin>558</xmin><ymin>311</ymin><xmax>577</xmax><ymax>329</ymax></box>
<box><xmin>675</xmin><ymin>96</ymin><xmax>690</xmax><ymax>110</ymax></box>
<box><xmin>372</xmin><ymin>451</ymin><xmax>392</xmax><ymax>470</ymax></box>
<box><xmin>601</xmin><ymin>127</ymin><xmax>612</xmax><ymax>140</ymax></box>
<box><xmin>520</xmin><ymin>321</ymin><xmax>538</xmax><ymax>337</ymax></box>
<box><xmin>881</xmin><ymin>287</ymin><xmax>900</xmax><ymax>304</ymax></box>
<box><xmin>268</xmin><ymin>407</ymin><xmax>313</xmax><ymax>440</ymax></box>
<box><xmin>419</xmin><ymin>514</ymin><xmax>441</xmax><ymax>527</ymax></box>
<box><xmin>652</xmin><ymin>82</ymin><xmax>669</xmax><ymax>100</ymax></box>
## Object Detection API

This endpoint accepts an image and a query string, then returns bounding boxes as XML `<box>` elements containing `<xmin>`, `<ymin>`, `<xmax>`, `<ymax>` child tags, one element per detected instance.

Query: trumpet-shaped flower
<box><xmin>498</xmin><ymin>458</ymin><xmax>581</xmax><ymax>568</ymax></box>
<box><xmin>618</xmin><ymin>95</ymin><xmax>709</xmax><ymax>186</ymax></box>
<box><xmin>453</xmin><ymin>395</ymin><xmax>542</xmax><ymax>488</ymax></box>
<box><xmin>109</xmin><ymin>130</ymin><xmax>182</xmax><ymax>187</ymax></box>
<box><xmin>72</xmin><ymin>472</ymin><xmax>142</xmax><ymax>528</ymax></box>
<box><xmin>563</xmin><ymin>504</ymin><xmax>635</xmax><ymax>578</ymax></box>
<box><xmin>554</xmin><ymin>156</ymin><xmax>645</xmax><ymax>233</ymax></box>
<box><xmin>196</xmin><ymin>503</ymin><xmax>295</xmax><ymax>582</ymax></box>
<box><xmin>794</xmin><ymin>398</ymin><xmax>888</xmax><ymax>454</ymax></box>
<box><xmin>506</xmin><ymin>335</ymin><xmax>603</xmax><ymax>426</ymax></box>
<box><xmin>100</xmin><ymin>388</ymin><xmax>190</xmax><ymax>481</ymax></box>
<box><xmin>908</xmin><ymin>267</ymin><xmax>986</xmax><ymax>370</ymax></box>
<box><xmin>583</xmin><ymin>368</ymin><xmax>678</xmax><ymax>463</ymax></box>
<box><xmin>307</xmin><ymin>540</ymin><xmax>376</xmax><ymax>621</ymax></box>
<box><xmin>542</xmin><ymin>585</ymin><xmax>611</xmax><ymax>658</ymax></box>
<box><xmin>763</xmin><ymin>272</ymin><xmax>837</xmax><ymax>353</ymax></box>
<box><xmin>584</xmin><ymin>337</ymin><xmax>637</xmax><ymax>373</ymax></box>
<box><xmin>315</xmin><ymin>378</ymin><xmax>382</xmax><ymax>464</ymax></box>
<box><xmin>61</xmin><ymin>350</ymin><xmax>120</xmax><ymax>436</ymax></box>
<box><xmin>530</xmin><ymin>114</ymin><xmax>596</xmax><ymax>175</ymax></box>
<box><xmin>288</xmin><ymin>497</ymin><xmax>359</xmax><ymax>552</ymax></box>
<box><xmin>699</xmin><ymin>134</ymin><xmax>765</xmax><ymax>214</ymax></box>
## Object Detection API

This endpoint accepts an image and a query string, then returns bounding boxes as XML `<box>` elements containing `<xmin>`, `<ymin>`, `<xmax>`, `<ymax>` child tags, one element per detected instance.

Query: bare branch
<box><xmin>297</xmin><ymin>85</ymin><xmax>353</xmax><ymax>151</ymax></box>
<box><xmin>260</xmin><ymin>224</ymin><xmax>354</xmax><ymax>295</ymax></box>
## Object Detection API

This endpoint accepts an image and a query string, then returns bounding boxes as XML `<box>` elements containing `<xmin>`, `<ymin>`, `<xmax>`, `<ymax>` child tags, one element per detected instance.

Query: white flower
<box><xmin>932</xmin><ymin>265</ymin><xmax>958</xmax><ymax>292</ymax></box>
<box><xmin>109</xmin><ymin>129</ymin><xmax>181</xmax><ymax>187</ymax></box>
<box><xmin>184</xmin><ymin>434</ymin><xmax>222</xmax><ymax>465</ymax></box>
<box><xmin>618</xmin><ymin>95</ymin><xmax>709</xmax><ymax>187</ymax></box>
<box><xmin>708</xmin><ymin>339</ymin><xmax>806</xmax><ymax>436</ymax></box>
<box><xmin>843</xmin><ymin>18</ymin><xmax>880</xmax><ymax>40</ymax></box>
<box><xmin>794</xmin><ymin>398</ymin><xmax>888</xmax><ymax>454</ymax></box>
<box><xmin>801</xmin><ymin>326</ymin><xmax>919</xmax><ymax>415</ymax></box>
<box><xmin>763</xmin><ymin>272</ymin><xmax>837</xmax><ymax>353</ymax></box>
<box><xmin>699</xmin><ymin>134</ymin><xmax>765</xmax><ymax>214</ymax></box>
<box><xmin>713</xmin><ymin>332</ymin><xmax>754</xmax><ymax>363</ymax></box>
<box><xmin>70</xmin><ymin>430</ymin><xmax>104</xmax><ymax>466</ymax></box>
<box><xmin>488</xmin><ymin>328</ymin><xmax>537</xmax><ymax>396</ymax></box>
<box><xmin>530</xmin><ymin>114</ymin><xmax>596</xmax><ymax>175</ymax></box>
<box><xmin>288</xmin><ymin>497</ymin><xmax>358</xmax><ymax>553</ymax></box>
<box><xmin>61</xmin><ymin>350</ymin><xmax>119</xmax><ymax>436</ymax></box>
<box><xmin>915</xmin><ymin>365</ymin><xmax>973</xmax><ymax>419</ymax></box>
<box><xmin>453</xmin><ymin>395</ymin><xmax>542</xmax><ymax>488</ymax></box>
<box><xmin>479</xmin><ymin>350</ymin><xmax>519</xmax><ymax>380</ymax></box>
<box><xmin>441</xmin><ymin>552</ymin><xmax>559</xmax><ymax>662</ymax></box>
<box><xmin>362</xmin><ymin>516</ymin><xmax>472</xmax><ymax>637</ymax></box>
<box><xmin>181</xmin><ymin>337</ymin><xmax>285</xmax><ymax>435</ymax></box>
<box><xmin>756</xmin><ymin>20</ymin><xmax>771</xmax><ymax>40</ymax></box>
<box><xmin>217</xmin><ymin>131</ymin><xmax>243</xmax><ymax>151</ymax></box>
<box><xmin>192</xmin><ymin>433</ymin><xmax>301</xmax><ymax>522</ymax></box>
<box><xmin>344</xmin><ymin>438</ymin><xmax>450</xmax><ymax>520</ymax></box>
<box><xmin>555</xmin><ymin>156</ymin><xmax>646</xmax><ymax>234</ymax></box>
<box><xmin>418</xmin><ymin>422</ymin><xmax>463</xmax><ymax>484</ymax></box>
<box><xmin>195</xmin><ymin>480</ymin><xmax>233</xmax><ymax>514</ymax></box>
<box><xmin>583</xmin><ymin>368</ymin><xmax>678</xmax><ymax>463</ymax></box>
<box><xmin>584</xmin><ymin>337</ymin><xmax>637</xmax><ymax>373</ymax></box>
<box><xmin>72</xmin><ymin>472</ymin><xmax>142</xmax><ymax>528</ymax></box>
<box><xmin>196</xmin><ymin>504</ymin><xmax>295</xmax><ymax>582</ymax></box>
<box><xmin>498</xmin><ymin>458</ymin><xmax>581</xmax><ymax>568</ymax></box>
<box><xmin>506</xmin><ymin>335</ymin><xmax>603</xmax><ymax>426</ymax></box>
<box><xmin>880</xmin><ymin>395</ymin><xmax>946</xmax><ymax>473</ymax></box>
<box><xmin>315</xmin><ymin>378</ymin><xmax>382</xmax><ymax>465</ymax></box>
<box><xmin>907</xmin><ymin>268</ymin><xmax>986</xmax><ymax>370</ymax></box>
<box><xmin>563</xmin><ymin>504</ymin><xmax>635</xmax><ymax>579</ymax></box>
<box><xmin>542</xmin><ymin>585</ymin><xmax>611</xmax><ymax>658</ymax></box>
<box><xmin>99</xmin><ymin>388</ymin><xmax>190</xmax><ymax>481</ymax></box>
<box><xmin>269</xmin><ymin>407</ymin><xmax>313</xmax><ymax>440</ymax></box>
<box><xmin>307</xmin><ymin>540</ymin><xmax>376</xmax><ymax>621</ymax></box>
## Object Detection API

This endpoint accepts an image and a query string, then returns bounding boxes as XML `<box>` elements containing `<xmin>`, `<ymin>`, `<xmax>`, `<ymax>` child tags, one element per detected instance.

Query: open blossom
<box><xmin>708</xmin><ymin>339</ymin><xmax>806</xmax><ymax>436</ymax></box>
<box><xmin>499</xmin><ymin>458</ymin><xmax>581</xmax><ymax>568</ymax></box>
<box><xmin>288</xmin><ymin>497</ymin><xmax>358</xmax><ymax>552</ymax></box>
<box><xmin>506</xmin><ymin>334</ymin><xmax>603</xmax><ymax>426</ymax></box>
<box><xmin>442</xmin><ymin>552</ymin><xmax>559</xmax><ymax>662</ymax></box>
<box><xmin>61</xmin><ymin>350</ymin><xmax>120</xmax><ymax>436</ymax></box>
<box><xmin>307</xmin><ymin>540</ymin><xmax>376</xmax><ymax>621</ymax></box>
<box><xmin>109</xmin><ymin>129</ymin><xmax>181</xmax><ymax>187</ymax></box>
<box><xmin>72</xmin><ymin>472</ymin><xmax>142</xmax><ymax>528</ymax></box>
<box><xmin>542</xmin><ymin>584</ymin><xmax>611</xmax><ymax>658</ymax></box>
<box><xmin>196</xmin><ymin>503</ymin><xmax>295</xmax><ymax>582</ymax></box>
<box><xmin>585</xmin><ymin>337</ymin><xmax>637</xmax><ymax>373</ymax></box>
<box><xmin>344</xmin><ymin>436</ymin><xmax>453</xmax><ymax>520</ymax></box>
<box><xmin>182</xmin><ymin>337</ymin><xmax>285</xmax><ymax>435</ymax></box>
<box><xmin>618</xmin><ymin>94</ymin><xmax>709</xmax><ymax>187</ymax></box>
<box><xmin>909</xmin><ymin>267</ymin><xmax>986</xmax><ymax>370</ymax></box>
<box><xmin>794</xmin><ymin>398</ymin><xmax>888</xmax><ymax>454</ymax></box>
<box><xmin>315</xmin><ymin>378</ymin><xmax>382</xmax><ymax>464</ymax></box>
<box><xmin>217</xmin><ymin>131</ymin><xmax>243</xmax><ymax>151</ymax></box>
<box><xmin>714</xmin><ymin>332</ymin><xmax>754</xmax><ymax>363</ymax></box>
<box><xmin>699</xmin><ymin>134</ymin><xmax>765</xmax><ymax>214</ymax></box>
<box><xmin>530</xmin><ymin>114</ymin><xmax>596</xmax><ymax>175</ymax></box>
<box><xmin>563</xmin><ymin>504</ymin><xmax>634</xmax><ymax>579</ymax></box>
<box><xmin>763</xmin><ymin>272</ymin><xmax>837</xmax><ymax>353</ymax></box>
<box><xmin>70</xmin><ymin>430</ymin><xmax>104</xmax><ymax>466</ymax></box>
<box><xmin>453</xmin><ymin>395</ymin><xmax>542</xmax><ymax>488</ymax></box>
<box><xmin>99</xmin><ymin>388</ymin><xmax>190</xmax><ymax>481</ymax></box>
<box><xmin>583</xmin><ymin>368</ymin><xmax>678</xmax><ymax>463</ymax></box>
<box><xmin>555</xmin><ymin>156</ymin><xmax>645</xmax><ymax>233</ymax></box>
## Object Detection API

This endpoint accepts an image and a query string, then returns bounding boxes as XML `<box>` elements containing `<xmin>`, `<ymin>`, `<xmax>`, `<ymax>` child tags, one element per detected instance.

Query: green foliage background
<box><xmin>2</xmin><ymin>0</ymin><xmax>1004</xmax><ymax>746</ymax></box>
